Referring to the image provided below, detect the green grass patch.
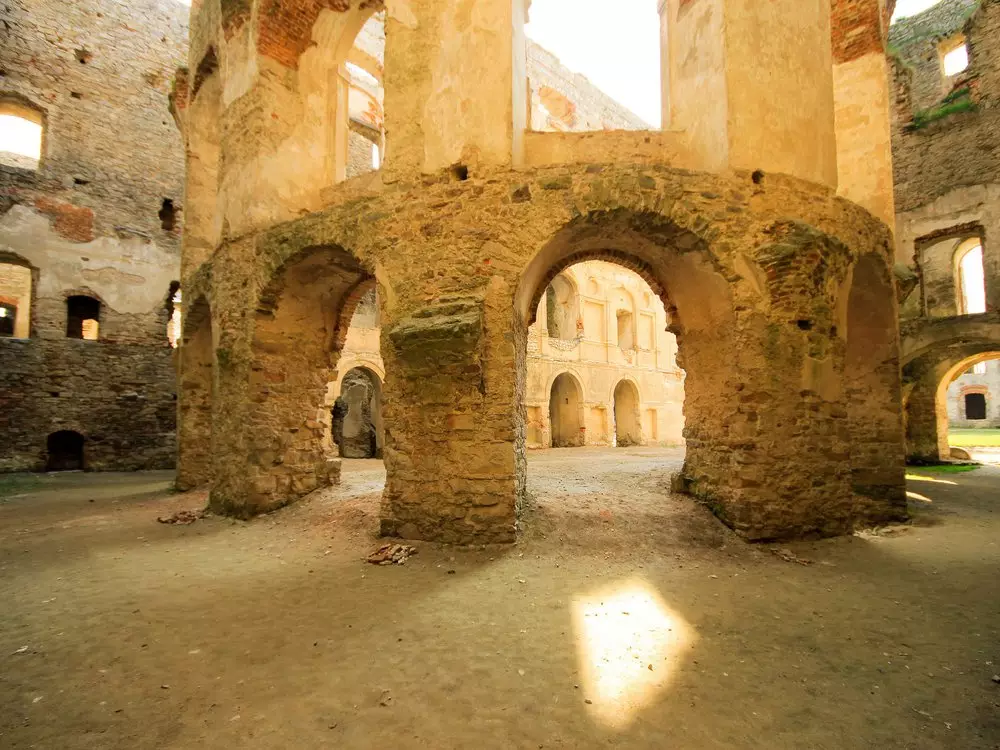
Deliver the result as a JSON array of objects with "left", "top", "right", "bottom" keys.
[
  {"left": 907, "top": 464, "right": 980, "bottom": 476},
  {"left": 0, "top": 473, "right": 45, "bottom": 499},
  {"left": 949, "top": 428, "right": 1000, "bottom": 447},
  {"left": 908, "top": 88, "right": 977, "bottom": 131}
]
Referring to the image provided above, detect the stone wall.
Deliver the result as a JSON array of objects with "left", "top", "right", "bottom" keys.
[
  {"left": 947, "top": 357, "right": 1000, "bottom": 425},
  {"left": 526, "top": 42, "right": 651, "bottom": 132},
  {"left": 891, "top": 0, "right": 1000, "bottom": 460},
  {"left": 0, "top": 0, "right": 186, "bottom": 471},
  {"left": 890, "top": 0, "right": 1000, "bottom": 215}
]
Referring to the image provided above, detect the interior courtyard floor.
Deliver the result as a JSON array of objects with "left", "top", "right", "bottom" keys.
[{"left": 0, "top": 447, "right": 997, "bottom": 749}]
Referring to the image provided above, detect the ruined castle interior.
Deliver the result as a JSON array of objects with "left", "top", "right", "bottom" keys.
[{"left": 1, "top": 0, "right": 998, "bottom": 747}]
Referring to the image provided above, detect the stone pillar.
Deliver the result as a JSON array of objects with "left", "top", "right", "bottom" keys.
[
  {"left": 175, "top": 299, "right": 214, "bottom": 491},
  {"left": 832, "top": 0, "right": 896, "bottom": 228},
  {"left": 379, "top": 280, "right": 519, "bottom": 543},
  {"left": 984, "top": 217, "right": 1000, "bottom": 314},
  {"left": 905, "top": 374, "right": 946, "bottom": 462},
  {"left": 383, "top": 0, "right": 517, "bottom": 178},
  {"left": 662, "top": 0, "right": 838, "bottom": 186}
]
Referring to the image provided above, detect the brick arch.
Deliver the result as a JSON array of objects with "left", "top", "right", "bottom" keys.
[
  {"left": 191, "top": 46, "right": 219, "bottom": 100},
  {"left": 515, "top": 208, "right": 733, "bottom": 341},
  {"left": 255, "top": 0, "right": 384, "bottom": 69},
  {"left": 331, "top": 275, "right": 377, "bottom": 353}
]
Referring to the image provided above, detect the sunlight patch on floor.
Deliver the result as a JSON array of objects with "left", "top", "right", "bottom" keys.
[
  {"left": 905, "top": 474, "right": 957, "bottom": 485},
  {"left": 572, "top": 579, "right": 694, "bottom": 730},
  {"left": 906, "top": 490, "right": 934, "bottom": 503}
]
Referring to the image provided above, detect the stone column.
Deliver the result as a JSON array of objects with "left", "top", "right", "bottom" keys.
[
  {"left": 383, "top": 0, "right": 518, "bottom": 178},
  {"left": 662, "top": 0, "right": 838, "bottom": 186},
  {"left": 832, "top": 0, "right": 896, "bottom": 228},
  {"left": 905, "top": 374, "right": 946, "bottom": 462},
  {"left": 379, "top": 279, "right": 519, "bottom": 543}
]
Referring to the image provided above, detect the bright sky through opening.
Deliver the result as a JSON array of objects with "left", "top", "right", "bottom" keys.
[
  {"left": 158, "top": 0, "right": 949, "bottom": 133},
  {"left": 0, "top": 115, "right": 42, "bottom": 161}
]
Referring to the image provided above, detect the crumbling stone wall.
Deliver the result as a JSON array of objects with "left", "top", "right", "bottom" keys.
[
  {"left": 175, "top": 0, "right": 906, "bottom": 544},
  {"left": 891, "top": 0, "right": 1000, "bottom": 459},
  {"left": 0, "top": 0, "right": 187, "bottom": 471}
]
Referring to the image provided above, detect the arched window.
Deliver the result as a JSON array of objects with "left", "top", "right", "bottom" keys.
[
  {"left": 0, "top": 98, "right": 44, "bottom": 170},
  {"left": 66, "top": 295, "right": 101, "bottom": 340},
  {"left": 0, "top": 257, "right": 33, "bottom": 338},
  {"left": 955, "top": 238, "right": 986, "bottom": 315},
  {"left": 544, "top": 273, "right": 579, "bottom": 340}
]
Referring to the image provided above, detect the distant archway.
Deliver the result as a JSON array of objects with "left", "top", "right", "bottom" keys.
[
  {"left": 549, "top": 372, "right": 584, "bottom": 447},
  {"left": 333, "top": 366, "right": 383, "bottom": 458},
  {"left": 46, "top": 431, "right": 84, "bottom": 471},
  {"left": 613, "top": 379, "right": 641, "bottom": 447}
]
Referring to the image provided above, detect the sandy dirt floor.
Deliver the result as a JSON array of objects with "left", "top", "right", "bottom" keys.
[{"left": 1, "top": 446, "right": 998, "bottom": 749}]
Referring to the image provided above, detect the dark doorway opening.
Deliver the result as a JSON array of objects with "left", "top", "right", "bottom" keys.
[
  {"left": 46, "top": 430, "right": 85, "bottom": 471},
  {"left": 965, "top": 392, "right": 987, "bottom": 420}
]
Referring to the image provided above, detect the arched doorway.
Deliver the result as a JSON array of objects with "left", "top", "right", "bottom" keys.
[
  {"left": 549, "top": 372, "right": 584, "bottom": 447},
  {"left": 613, "top": 379, "right": 641, "bottom": 447},
  {"left": 333, "top": 366, "right": 384, "bottom": 458},
  {"left": 46, "top": 431, "right": 84, "bottom": 471}
]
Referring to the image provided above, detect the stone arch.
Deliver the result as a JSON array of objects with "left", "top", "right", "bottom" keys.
[
  {"left": 612, "top": 378, "right": 641, "bottom": 447},
  {"left": 906, "top": 349, "right": 1000, "bottom": 461},
  {"left": 222, "top": 244, "right": 373, "bottom": 516},
  {"left": 215, "top": 0, "right": 386, "bottom": 235},
  {"left": 514, "top": 208, "right": 738, "bottom": 527},
  {"left": 548, "top": 370, "right": 585, "bottom": 448},
  {"left": 176, "top": 295, "right": 214, "bottom": 490},
  {"left": 843, "top": 253, "right": 907, "bottom": 519},
  {"left": 332, "top": 365, "right": 384, "bottom": 458}
]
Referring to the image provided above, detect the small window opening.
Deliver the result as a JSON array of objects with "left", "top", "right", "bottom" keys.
[
  {"left": 371, "top": 143, "right": 381, "bottom": 170},
  {"left": 66, "top": 295, "right": 100, "bottom": 340},
  {"left": 964, "top": 392, "right": 987, "bottom": 420},
  {"left": 0, "top": 302, "right": 16, "bottom": 337},
  {"left": 451, "top": 164, "right": 469, "bottom": 181},
  {"left": 0, "top": 106, "right": 43, "bottom": 170},
  {"left": 970, "top": 361, "right": 987, "bottom": 376},
  {"left": 159, "top": 198, "right": 176, "bottom": 232},
  {"left": 0, "top": 263, "right": 32, "bottom": 338},
  {"left": 166, "top": 283, "right": 182, "bottom": 348},
  {"left": 942, "top": 43, "right": 969, "bottom": 77},
  {"left": 46, "top": 430, "right": 85, "bottom": 471},
  {"left": 617, "top": 309, "right": 635, "bottom": 350},
  {"left": 958, "top": 242, "right": 986, "bottom": 315}
]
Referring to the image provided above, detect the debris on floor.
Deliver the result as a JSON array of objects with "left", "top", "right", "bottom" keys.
[
  {"left": 157, "top": 509, "right": 208, "bottom": 525},
  {"left": 770, "top": 548, "right": 812, "bottom": 566},
  {"left": 366, "top": 544, "right": 417, "bottom": 565}
]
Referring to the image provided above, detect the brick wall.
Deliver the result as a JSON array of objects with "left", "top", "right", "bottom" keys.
[{"left": 0, "top": 0, "right": 187, "bottom": 472}]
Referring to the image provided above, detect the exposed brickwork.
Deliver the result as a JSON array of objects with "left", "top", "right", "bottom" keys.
[
  {"left": 256, "top": 0, "right": 383, "bottom": 69},
  {"left": 33, "top": 197, "right": 95, "bottom": 243},
  {"left": 832, "top": 0, "right": 885, "bottom": 64}
]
